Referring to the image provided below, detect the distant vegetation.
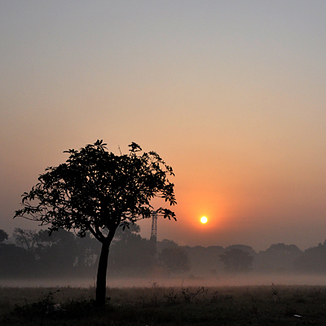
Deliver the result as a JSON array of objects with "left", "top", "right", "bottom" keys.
[{"left": 2, "top": 226, "right": 326, "bottom": 280}]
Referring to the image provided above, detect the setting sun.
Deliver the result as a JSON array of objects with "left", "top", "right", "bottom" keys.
[{"left": 200, "top": 216, "right": 208, "bottom": 224}]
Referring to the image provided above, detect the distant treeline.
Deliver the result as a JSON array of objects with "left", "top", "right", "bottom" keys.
[{"left": 1, "top": 227, "right": 326, "bottom": 279}]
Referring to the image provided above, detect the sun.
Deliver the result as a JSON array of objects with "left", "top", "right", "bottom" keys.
[{"left": 200, "top": 216, "right": 208, "bottom": 224}]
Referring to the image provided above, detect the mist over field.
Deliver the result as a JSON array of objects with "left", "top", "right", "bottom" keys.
[
  {"left": 3, "top": 274, "right": 326, "bottom": 289},
  {"left": 2, "top": 226, "right": 326, "bottom": 289}
]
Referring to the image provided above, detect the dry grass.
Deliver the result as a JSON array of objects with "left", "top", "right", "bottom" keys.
[{"left": 1, "top": 284, "right": 326, "bottom": 325}]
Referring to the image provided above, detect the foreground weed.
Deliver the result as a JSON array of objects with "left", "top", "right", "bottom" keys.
[
  {"left": 181, "top": 287, "right": 207, "bottom": 303},
  {"left": 164, "top": 288, "right": 179, "bottom": 305}
]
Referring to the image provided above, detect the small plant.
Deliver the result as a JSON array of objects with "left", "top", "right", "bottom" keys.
[
  {"left": 42, "top": 290, "right": 60, "bottom": 308},
  {"left": 12, "top": 289, "right": 61, "bottom": 321},
  {"left": 210, "top": 290, "right": 219, "bottom": 303},
  {"left": 181, "top": 287, "right": 206, "bottom": 303},
  {"left": 271, "top": 283, "right": 279, "bottom": 302},
  {"left": 164, "top": 288, "right": 179, "bottom": 305}
]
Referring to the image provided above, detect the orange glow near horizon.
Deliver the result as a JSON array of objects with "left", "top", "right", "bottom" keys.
[{"left": 175, "top": 186, "right": 231, "bottom": 229}]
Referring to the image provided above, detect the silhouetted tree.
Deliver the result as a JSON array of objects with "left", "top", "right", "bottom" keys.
[
  {"left": 36, "top": 228, "right": 79, "bottom": 275},
  {"left": 0, "top": 229, "right": 36, "bottom": 277},
  {"left": 110, "top": 225, "right": 156, "bottom": 276},
  {"left": 12, "top": 228, "right": 79, "bottom": 274},
  {"left": 182, "top": 245, "right": 225, "bottom": 276},
  {"left": 75, "top": 232, "right": 100, "bottom": 272},
  {"left": 219, "top": 248, "right": 253, "bottom": 273},
  {"left": 158, "top": 247, "right": 190, "bottom": 274},
  {"left": 13, "top": 228, "right": 40, "bottom": 251},
  {"left": 14, "top": 140, "right": 176, "bottom": 305},
  {"left": 113, "top": 223, "right": 141, "bottom": 242},
  {"left": 0, "top": 229, "right": 8, "bottom": 243},
  {"left": 157, "top": 239, "right": 179, "bottom": 251},
  {"left": 257, "top": 243, "right": 302, "bottom": 272},
  {"left": 294, "top": 240, "right": 326, "bottom": 273},
  {"left": 225, "top": 244, "right": 256, "bottom": 257}
]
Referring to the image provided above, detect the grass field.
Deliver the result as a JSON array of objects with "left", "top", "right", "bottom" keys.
[{"left": 1, "top": 284, "right": 326, "bottom": 325}]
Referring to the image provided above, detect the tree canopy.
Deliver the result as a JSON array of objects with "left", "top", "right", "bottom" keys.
[
  {"left": 219, "top": 248, "right": 253, "bottom": 273},
  {"left": 15, "top": 140, "right": 176, "bottom": 238},
  {"left": 158, "top": 247, "right": 191, "bottom": 274},
  {"left": 14, "top": 140, "right": 176, "bottom": 304}
]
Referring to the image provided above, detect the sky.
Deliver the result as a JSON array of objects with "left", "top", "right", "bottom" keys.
[{"left": 1, "top": 1, "right": 326, "bottom": 251}]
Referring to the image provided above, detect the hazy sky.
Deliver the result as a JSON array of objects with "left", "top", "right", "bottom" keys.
[{"left": 1, "top": 1, "right": 326, "bottom": 251}]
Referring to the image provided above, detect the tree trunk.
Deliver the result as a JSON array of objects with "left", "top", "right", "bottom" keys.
[{"left": 96, "top": 241, "right": 110, "bottom": 305}]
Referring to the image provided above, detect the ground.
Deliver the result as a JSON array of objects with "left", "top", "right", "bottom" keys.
[{"left": 1, "top": 285, "right": 326, "bottom": 325}]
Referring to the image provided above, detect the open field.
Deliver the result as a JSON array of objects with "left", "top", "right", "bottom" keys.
[{"left": 1, "top": 285, "right": 326, "bottom": 325}]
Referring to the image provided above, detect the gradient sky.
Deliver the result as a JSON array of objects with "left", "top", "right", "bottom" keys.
[{"left": 1, "top": 1, "right": 326, "bottom": 251}]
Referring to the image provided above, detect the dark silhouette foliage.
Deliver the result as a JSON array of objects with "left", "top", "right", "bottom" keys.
[
  {"left": 182, "top": 245, "right": 225, "bottom": 277},
  {"left": 36, "top": 229, "right": 79, "bottom": 274},
  {"left": 157, "top": 239, "right": 179, "bottom": 251},
  {"left": 0, "top": 243, "right": 36, "bottom": 277},
  {"left": 13, "top": 228, "right": 40, "bottom": 251},
  {"left": 219, "top": 248, "right": 253, "bottom": 273},
  {"left": 7, "top": 228, "right": 93, "bottom": 277},
  {"left": 158, "top": 247, "right": 191, "bottom": 274},
  {"left": 0, "top": 229, "right": 8, "bottom": 243},
  {"left": 109, "top": 225, "right": 156, "bottom": 276},
  {"left": 295, "top": 240, "right": 326, "bottom": 273},
  {"left": 14, "top": 140, "right": 176, "bottom": 305},
  {"left": 225, "top": 244, "right": 256, "bottom": 257},
  {"left": 256, "top": 243, "right": 302, "bottom": 273}
]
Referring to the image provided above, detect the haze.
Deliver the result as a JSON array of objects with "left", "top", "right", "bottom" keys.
[{"left": 1, "top": 1, "right": 326, "bottom": 252}]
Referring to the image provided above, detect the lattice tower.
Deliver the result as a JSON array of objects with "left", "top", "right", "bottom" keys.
[{"left": 150, "top": 211, "right": 158, "bottom": 242}]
